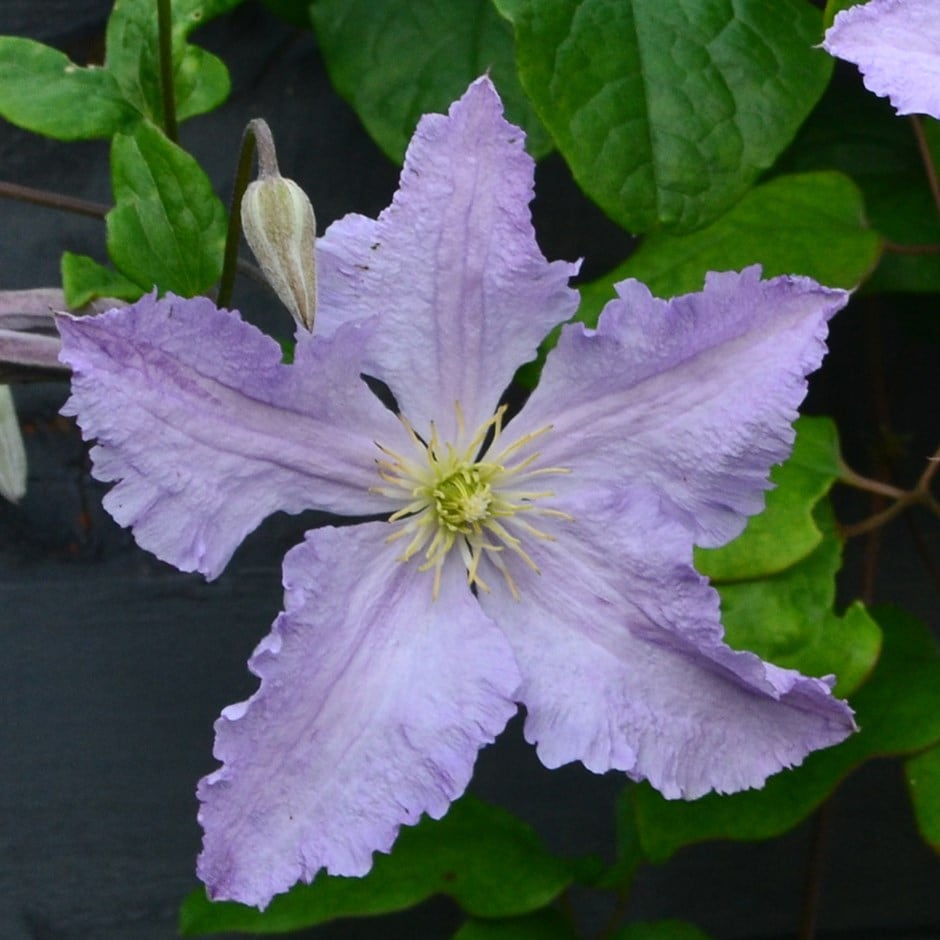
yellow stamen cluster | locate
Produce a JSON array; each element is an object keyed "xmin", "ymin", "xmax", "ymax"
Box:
[{"xmin": 372, "ymin": 403, "xmax": 570, "ymax": 600}]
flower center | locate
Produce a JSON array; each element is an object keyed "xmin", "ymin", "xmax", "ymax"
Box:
[
  {"xmin": 434, "ymin": 466, "xmax": 493, "ymax": 530},
  {"xmin": 372, "ymin": 403, "xmax": 570, "ymax": 600}
]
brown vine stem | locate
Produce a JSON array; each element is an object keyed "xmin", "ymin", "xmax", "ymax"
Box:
[
  {"xmin": 911, "ymin": 115, "xmax": 940, "ymax": 217},
  {"xmin": 0, "ymin": 180, "xmax": 109, "ymax": 219},
  {"xmin": 798, "ymin": 799, "xmax": 833, "ymax": 940},
  {"xmin": 882, "ymin": 239, "xmax": 940, "ymax": 255},
  {"xmin": 838, "ymin": 446, "xmax": 940, "ymax": 538}
]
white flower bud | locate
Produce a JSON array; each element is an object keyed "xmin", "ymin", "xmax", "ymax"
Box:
[{"xmin": 241, "ymin": 174, "xmax": 317, "ymax": 332}]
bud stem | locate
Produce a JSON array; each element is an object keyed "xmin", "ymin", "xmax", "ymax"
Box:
[
  {"xmin": 217, "ymin": 118, "xmax": 279, "ymax": 310},
  {"xmin": 156, "ymin": 0, "xmax": 179, "ymax": 143}
]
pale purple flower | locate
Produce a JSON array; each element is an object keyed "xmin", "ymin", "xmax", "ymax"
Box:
[
  {"xmin": 823, "ymin": 0, "xmax": 940, "ymax": 118},
  {"xmin": 57, "ymin": 78, "xmax": 856, "ymax": 909}
]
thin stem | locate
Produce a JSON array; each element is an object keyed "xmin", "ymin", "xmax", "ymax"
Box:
[
  {"xmin": 839, "ymin": 445, "xmax": 940, "ymax": 538},
  {"xmin": 0, "ymin": 179, "xmax": 109, "ymax": 219},
  {"xmin": 216, "ymin": 119, "xmax": 279, "ymax": 309},
  {"xmin": 882, "ymin": 239, "xmax": 940, "ymax": 255},
  {"xmin": 157, "ymin": 0, "xmax": 178, "ymax": 143},
  {"xmin": 251, "ymin": 118, "xmax": 280, "ymax": 178},
  {"xmin": 217, "ymin": 133, "xmax": 255, "ymax": 309},
  {"xmin": 594, "ymin": 887, "xmax": 632, "ymax": 940},
  {"xmin": 840, "ymin": 499, "xmax": 909, "ymax": 538},
  {"xmin": 904, "ymin": 511, "xmax": 940, "ymax": 597},
  {"xmin": 837, "ymin": 459, "xmax": 906, "ymax": 500},
  {"xmin": 911, "ymin": 115, "xmax": 940, "ymax": 217},
  {"xmin": 921, "ymin": 446, "xmax": 940, "ymax": 488},
  {"xmin": 798, "ymin": 799, "xmax": 833, "ymax": 940}
]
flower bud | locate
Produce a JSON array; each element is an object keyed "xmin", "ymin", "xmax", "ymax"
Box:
[{"xmin": 241, "ymin": 174, "xmax": 317, "ymax": 332}]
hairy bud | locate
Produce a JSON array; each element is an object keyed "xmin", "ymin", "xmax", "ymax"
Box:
[{"xmin": 241, "ymin": 174, "xmax": 317, "ymax": 332}]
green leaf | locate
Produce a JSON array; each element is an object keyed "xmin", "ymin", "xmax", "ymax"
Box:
[
  {"xmin": 61, "ymin": 252, "xmax": 147, "ymax": 308},
  {"xmin": 311, "ymin": 0, "xmax": 552, "ymax": 163},
  {"xmin": 0, "ymin": 37, "xmax": 137, "ymax": 139},
  {"xmin": 107, "ymin": 122, "xmax": 226, "ymax": 295},
  {"xmin": 823, "ymin": 0, "xmax": 861, "ymax": 29},
  {"xmin": 180, "ymin": 796, "xmax": 579, "ymax": 935},
  {"xmin": 695, "ymin": 417, "xmax": 842, "ymax": 581},
  {"xmin": 906, "ymin": 742, "xmax": 940, "ymax": 852},
  {"xmin": 778, "ymin": 73, "xmax": 940, "ymax": 293},
  {"xmin": 614, "ymin": 922, "xmax": 713, "ymax": 940},
  {"xmin": 260, "ymin": 0, "xmax": 314, "ymax": 27},
  {"xmin": 717, "ymin": 501, "xmax": 882, "ymax": 698},
  {"xmin": 452, "ymin": 910, "xmax": 579, "ymax": 940},
  {"xmin": 583, "ymin": 172, "xmax": 881, "ymax": 321},
  {"xmin": 632, "ymin": 606, "xmax": 940, "ymax": 863},
  {"xmin": 512, "ymin": 0, "xmax": 833, "ymax": 233},
  {"xmin": 105, "ymin": 0, "xmax": 240, "ymax": 126},
  {"xmin": 598, "ymin": 783, "xmax": 648, "ymax": 891}
]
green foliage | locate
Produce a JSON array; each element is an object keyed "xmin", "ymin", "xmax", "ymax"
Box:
[
  {"xmin": 311, "ymin": 0, "xmax": 552, "ymax": 164},
  {"xmin": 0, "ymin": 0, "xmax": 239, "ymax": 140},
  {"xmin": 695, "ymin": 418, "xmax": 881, "ymax": 700},
  {"xmin": 696, "ymin": 417, "xmax": 843, "ymax": 581},
  {"xmin": 179, "ymin": 796, "xmax": 585, "ymax": 934},
  {"xmin": 906, "ymin": 743, "xmax": 940, "ymax": 853},
  {"xmin": 61, "ymin": 252, "xmax": 146, "ymax": 308},
  {"xmin": 451, "ymin": 910, "xmax": 579, "ymax": 940},
  {"xmin": 517, "ymin": 172, "xmax": 880, "ymax": 389},
  {"xmin": 0, "ymin": 38, "xmax": 137, "ymax": 139},
  {"xmin": 718, "ymin": 501, "xmax": 882, "ymax": 698},
  {"xmin": 511, "ymin": 0, "xmax": 832, "ymax": 234},
  {"xmin": 106, "ymin": 122, "xmax": 227, "ymax": 296},
  {"xmin": 823, "ymin": 0, "xmax": 862, "ymax": 28},
  {"xmin": 596, "ymin": 171, "xmax": 881, "ymax": 301},
  {"xmin": 631, "ymin": 607, "xmax": 940, "ymax": 863},
  {"xmin": 106, "ymin": 0, "xmax": 240, "ymax": 127},
  {"xmin": 779, "ymin": 76, "xmax": 940, "ymax": 293}
]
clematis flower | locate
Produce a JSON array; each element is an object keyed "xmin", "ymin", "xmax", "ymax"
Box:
[
  {"xmin": 57, "ymin": 77, "xmax": 856, "ymax": 909},
  {"xmin": 822, "ymin": 0, "xmax": 940, "ymax": 118}
]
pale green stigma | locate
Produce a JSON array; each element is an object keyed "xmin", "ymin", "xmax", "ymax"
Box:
[{"xmin": 372, "ymin": 402, "xmax": 571, "ymax": 600}]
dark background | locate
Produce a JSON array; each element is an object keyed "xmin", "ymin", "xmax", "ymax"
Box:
[{"xmin": 2, "ymin": 2, "xmax": 939, "ymax": 938}]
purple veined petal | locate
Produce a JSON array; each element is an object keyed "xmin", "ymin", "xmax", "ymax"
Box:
[
  {"xmin": 823, "ymin": 0, "xmax": 940, "ymax": 119},
  {"xmin": 197, "ymin": 522, "xmax": 520, "ymax": 908},
  {"xmin": 315, "ymin": 76, "xmax": 579, "ymax": 441},
  {"xmin": 476, "ymin": 484, "xmax": 856, "ymax": 799},
  {"xmin": 510, "ymin": 267, "xmax": 849, "ymax": 549},
  {"xmin": 57, "ymin": 293, "xmax": 412, "ymax": 579}
]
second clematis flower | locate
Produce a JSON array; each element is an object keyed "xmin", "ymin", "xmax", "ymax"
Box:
[
  {"xmin": 822, "ymin": 0, "xmax": 940, "ymax": 119},
  {"xmin": 57, "ymin": 77, "xmax": 856, "ymax": 909}
]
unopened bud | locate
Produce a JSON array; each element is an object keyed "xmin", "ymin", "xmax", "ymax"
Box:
[{"xmin": 241, "ymin": 174, "xmax": 317, "ymax": 332}]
